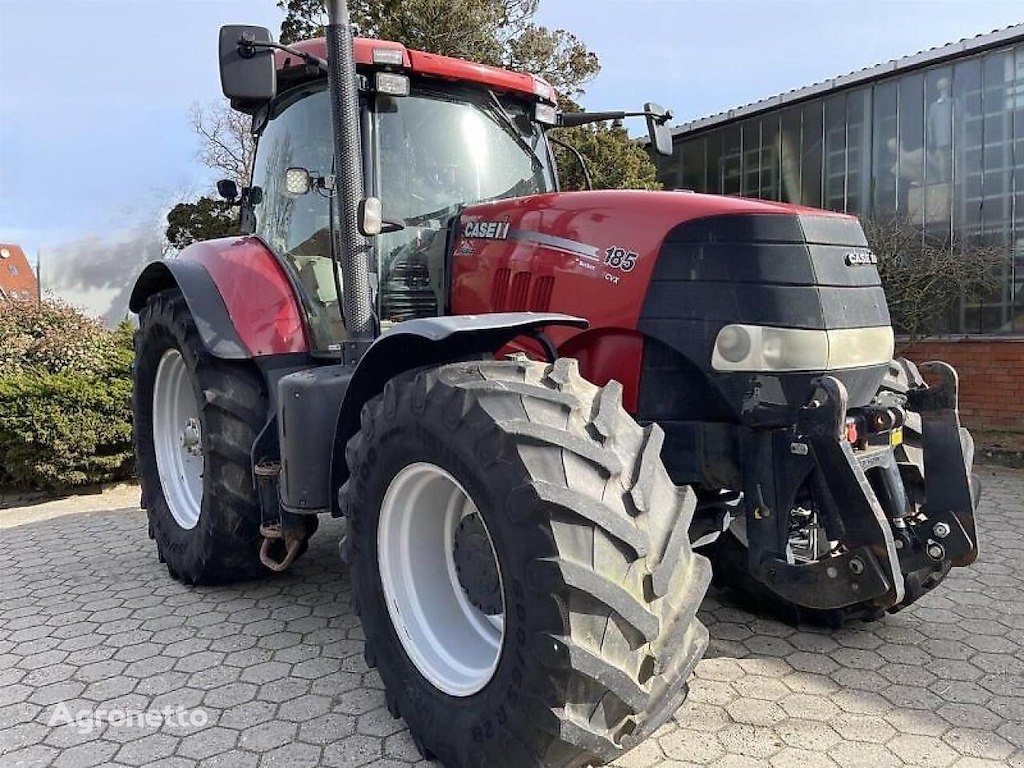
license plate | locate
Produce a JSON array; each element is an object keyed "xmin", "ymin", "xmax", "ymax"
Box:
[{"xmin": 890, "ymin": 427, "xmax": 904, "ymax": 447}]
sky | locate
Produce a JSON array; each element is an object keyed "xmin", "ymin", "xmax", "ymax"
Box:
[{"xmin": 1, "ymin": 0, "xmax": 1022, "ymax": 320}]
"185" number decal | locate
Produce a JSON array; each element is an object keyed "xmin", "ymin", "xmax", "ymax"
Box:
[{"xmin": 604, "ymin": 246, "xmax": 637, "ymax": 272}]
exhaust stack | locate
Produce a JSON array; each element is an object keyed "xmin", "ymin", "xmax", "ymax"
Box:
[{"xmin": 324, "ymin": 0, "xmax": 374, "ymax": 342}]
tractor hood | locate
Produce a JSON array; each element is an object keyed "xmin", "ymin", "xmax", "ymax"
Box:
[{"xmin": 450, "ymin": 190, "xmax": 892, "ymax": 413}]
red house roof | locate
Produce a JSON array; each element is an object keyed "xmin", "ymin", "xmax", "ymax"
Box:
[{"xmin": 0, "ymin": 244, "xmax": 38, "ymax": 301}]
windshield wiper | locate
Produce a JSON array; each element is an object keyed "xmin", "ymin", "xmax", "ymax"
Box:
[{"xmin": 484, "ymin": 90, "xmax": 545, "ymax": 174}]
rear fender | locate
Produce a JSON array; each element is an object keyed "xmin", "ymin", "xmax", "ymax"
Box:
[
  {"xmin": 129, "ymin": 237, "xmax": 308, "ymax": 358},
  {"xmin": 327, "ymin": 313, "xmax": 587, "ymax": 515}
]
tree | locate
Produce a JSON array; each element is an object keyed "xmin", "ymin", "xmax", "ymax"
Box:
[
  {"xmin": 190, "ymin": 103, "xmax": 255, "ymax": 187},
  {"xmin": 863, "ymin": 217, "xmax": 1003, "ymax": 342},
  {"xmin": 276, "ymin": 0, "xmax": 651, "ymax": 186},
  {"xmin": 165, "ymin": 103, "xmax": 253, "ymax": 251},
  {"xmin": 166, "ymin": 197, "xmax": 238, "ymax": 251},
  {"xmin": 552, "ymin": 122, "xmax": 660, "ymax": 191},
  {"xmin": 278, "ymin": 0, "xmax": 326, "ymax": 45}
]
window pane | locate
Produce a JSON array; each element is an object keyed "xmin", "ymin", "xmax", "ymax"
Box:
[
  {"xmin": 706, "ymin": 130, "xmax": 723, "ymax": 194},
  {"xmin": 923, "ymin": 67, "xmax": 954, "ymax": 233},
  {"xmin": 801, "ymin": 100, "xmax": 823, "ymax": 208},
  {"xmin": 1014, "ymin": 45, "xmax": 1024, "ymax": 333},
  {"xmin": 721, "ymin": 125, "xmax": 742, "ymax": 195},
  {"xmin": 982, "ymin": 51, "xmax": 1013, "ymax": 238},
  {"xmin": 954, "ymin": 58, "xmax": 983, "ymax": 334},
  {"xmin": 846, "ymin": 88, "xmax": 871, "ymax": 215},
  {"xmin": 655, "ymin": 148, "xmax": 679, "ymax": 189},
  {"xmin": 251, "ymin": 87, "xmax": 345, "ymax": 348},
  {"xmin": 681, "ymin": 139, "xmax": 706, "ymax": 191},
  {"xmin": 955, "ymin": 58, "xmax": 983, "ymax": 241},
  {"xmin": 872, "ymin": 80, "xmax": 898, "ymax": 217},
  {"xmin": 780, "ymin": 107, "xmax": 802, "ymax": 203},
  {"xmin": 741, "ymin": 120, "xmax": 760, "ymax": 197},
  {"xmin": 980, "ymin": 51, "xmax": 1015, "ymax": 333},
  {"xmin": 897, "ymin": 73, "xmax": 925, "ymax": 221},
  {"xmin": 760, "ymin": 116, "xmax": 781, "ymax": 200},
  {"xmin": 824, "ymin": 94, "xmax": 847, "ymax": 211},
  {"xmin": 655, "ymin": 150, "xmax": 682, "ymax": 189}
]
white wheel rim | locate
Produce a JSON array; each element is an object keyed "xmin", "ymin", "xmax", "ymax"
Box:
[
  {"xmin": 378, "ymin": 462, "xmax": 505, "ymax": 697},
  {"xmin": 152, "ymin": 349, "xmax": 204, "ymax": 530}
]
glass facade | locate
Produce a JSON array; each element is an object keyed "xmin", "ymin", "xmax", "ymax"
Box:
[{"xmin": 656, "ymin": 39, "xmax": 1024, "ymax": 335}]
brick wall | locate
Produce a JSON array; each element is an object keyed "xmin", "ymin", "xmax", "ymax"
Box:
[{"xmin": 899, "ymin": 339, "xmax": 1024, "ymax": 431}]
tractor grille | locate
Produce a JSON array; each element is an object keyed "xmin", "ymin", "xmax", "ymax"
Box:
[
  {"xmin": 491, "ymin": 268, "xmax": 511, "ymax": 308},
  {"xmin": 508, "ymin": 272, "xmax": 531, "ymax": 310},
  {"xmin": 489, "ymin": 271, "xmax": 554, "ymax": 312},
  {"xmin": 530, "ymin": 276, "xmax": 555, "ymax": 312}
]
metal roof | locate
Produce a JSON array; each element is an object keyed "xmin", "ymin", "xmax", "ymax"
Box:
[{"xmin": 672, "ymin": 24, "xmax": 1024, "ymax": 138}]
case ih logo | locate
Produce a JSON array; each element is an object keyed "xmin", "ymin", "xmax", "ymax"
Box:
[
  {"xmin": 845, "ymin": 251, "xmax": 878, "ymax": 266},
  {"xmin": 463, "ymin": 220, "xmax": 511, "ymax": 240}
]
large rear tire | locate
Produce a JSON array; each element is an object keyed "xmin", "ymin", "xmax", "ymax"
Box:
[
  {"xmin": 134, "ymin": 288, "xmax": 271, "ymax": 584},
  {"xmin": 340, "ymin": 357, "xmax": 711, "ymax": 768}
]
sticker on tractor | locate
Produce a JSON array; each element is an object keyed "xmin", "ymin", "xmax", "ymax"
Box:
[
  {"xmin": 464, "ymin": 220, "xmax": 511, "ymax": 240},
  {"xmin": 604, "ymin": 246, "xmax": 638, "ymax": 272},
  {"xmin": 845, "ymin": 251, "xmax": 878, "ymax": 266}
]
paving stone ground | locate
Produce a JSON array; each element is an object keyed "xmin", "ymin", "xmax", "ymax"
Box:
[{"xmin": 0, "ymin": 466, "xmax": 1021, "ymax": 768}]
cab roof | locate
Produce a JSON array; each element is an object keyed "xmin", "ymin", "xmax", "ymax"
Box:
[{"xmin": 277, "ymin": 37, "xmax": 557, "ymax": 104}]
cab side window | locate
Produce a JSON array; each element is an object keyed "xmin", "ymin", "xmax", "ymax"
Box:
[{"xmin": 251, "ymin": 86, "xmax": 345, "ymax": 349}]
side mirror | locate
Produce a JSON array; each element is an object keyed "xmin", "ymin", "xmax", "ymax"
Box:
[
  {"xmin": 219, "ymin": 25, "xmax": 276, "ymax": 113},
  {"xmin": 216, "ymin": 179, "xmax": 239, "ymax": 201},
  {"xmin": 645, "ymin": 102, "xmax": 674, "ymax": 157}
]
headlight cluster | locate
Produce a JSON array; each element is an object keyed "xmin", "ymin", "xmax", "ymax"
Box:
[{"xmin": 711, "ymin": 324, "xmax": 894, "ymax": 373}]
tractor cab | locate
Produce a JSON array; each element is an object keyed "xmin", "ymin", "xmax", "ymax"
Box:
[{"xmin": 225, "ymin": 34, "xmax": 560, "ymax": 352}]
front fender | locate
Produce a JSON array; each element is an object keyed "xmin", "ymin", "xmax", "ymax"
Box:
[{"xmin": 326, "ymin": 312, "xmax": 587, "ymax": 514}]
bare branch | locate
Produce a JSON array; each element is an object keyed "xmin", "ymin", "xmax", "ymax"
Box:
[
  {"xmin": 190, "ymin": 102, "xmax": 255, "ymax": 186},
  {"xmin": 863, "ymin": 217, "xmax": 1003, "ymax": 342}
]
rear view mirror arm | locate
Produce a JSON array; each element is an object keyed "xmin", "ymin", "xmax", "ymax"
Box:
[
  {"xmin": 238, "ymin": 33, "xmax": 328, "ymax": 73},
  {"xmin": 557, "ymin": 108, "xmax": 673, "ymax": 129}
]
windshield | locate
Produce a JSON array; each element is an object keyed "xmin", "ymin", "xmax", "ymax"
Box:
[{"xmin": 372, "ymin": 88, "xmax": 556, "ymax": 323}]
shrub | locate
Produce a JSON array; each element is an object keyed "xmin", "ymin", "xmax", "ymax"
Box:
[
  {"xmin": 0, "ymin": 373, "xmax": 134, "ymax": 490},
  {"xmin": 0, "ymin": 299, "xmax": 132, "ymax": 377},
  {"xmin": 0, "ymin": 299, "xmax": 135, "ymax": 491},
  {"xmin": 862, "ymin": 218, "xmax": 1003, "ymax": 342}
]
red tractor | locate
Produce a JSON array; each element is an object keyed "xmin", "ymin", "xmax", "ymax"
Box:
[{"xmin": 130, "ymin": 2, "xmax": 980, "ymax": 765}]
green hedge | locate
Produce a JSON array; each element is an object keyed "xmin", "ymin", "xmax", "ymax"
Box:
[
  {"xmin": 0, "ymin": 299, "xmax": 135, "ymax": 491},
  {"xmin": 0, "ymin": 373, "xmax": 134, "ymax": 490}
]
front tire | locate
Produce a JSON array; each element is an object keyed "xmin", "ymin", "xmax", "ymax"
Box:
[
  {"xmin": 134, "ymin": 288, "xmax": 269, "ymax": 584},
  {"xmin": 341, "ymin": 358, "xmax": 711, "ymax": 767}
]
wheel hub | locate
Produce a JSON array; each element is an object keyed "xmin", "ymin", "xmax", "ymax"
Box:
[
  {"xmin": 181, "ymin": 417, "xmax": 202, "ymax": 456},
  {"xmin": 453, "ymin": 514, "xmax": 502, "ymax": 615}
]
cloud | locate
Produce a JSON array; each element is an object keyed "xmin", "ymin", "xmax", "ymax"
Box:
[{"xmin": 42, "ymin": 225, "xmax": 165, "ymax": 326}]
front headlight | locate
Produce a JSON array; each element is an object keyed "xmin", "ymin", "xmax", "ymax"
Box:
[{"xmin": 712, "ymin": 324, "xmax": 894, "ymax": 372}]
